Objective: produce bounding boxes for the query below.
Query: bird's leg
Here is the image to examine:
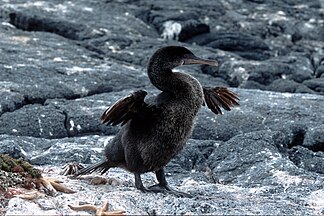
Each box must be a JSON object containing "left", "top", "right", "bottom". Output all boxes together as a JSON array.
[
  {"left": 135, "top": 170, "right": 192, "bottom": 198},
  {"left": 134, "top": 173, "right": 150, "bottom": 192},
  {"left": 148, "top": 169, "right": 192, "bottom": 198}
]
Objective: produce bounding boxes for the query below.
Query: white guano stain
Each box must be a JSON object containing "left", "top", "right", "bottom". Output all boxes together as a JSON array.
[
  {"left": 66, "top": 66, "right": 93, "bottom": 75},
  {"left": 38, "top": 118, "right": 43, "bottom": 135},
  {"left": 161, "top": 21, "right": 182, "bottom": 40},
  {"left": 69, "top": 119, "right": 75, "bottom": 131}
]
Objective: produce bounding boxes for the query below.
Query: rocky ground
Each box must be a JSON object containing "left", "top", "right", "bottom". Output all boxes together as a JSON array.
[{"left": 0, "top": 0, "right": 324, "bottom": 215}]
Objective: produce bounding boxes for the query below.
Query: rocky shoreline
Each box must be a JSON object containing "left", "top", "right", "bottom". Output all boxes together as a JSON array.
[{"left": 0, "top": 0, "right": 323, "bottom": 215}]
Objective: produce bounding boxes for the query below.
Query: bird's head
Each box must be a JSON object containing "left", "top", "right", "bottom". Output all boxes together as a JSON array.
[{"left": 148, "top": 46, "right": 218, "bottom": 70}]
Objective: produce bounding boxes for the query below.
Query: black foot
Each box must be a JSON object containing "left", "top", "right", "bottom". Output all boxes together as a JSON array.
[
  {"left": 147, "top": 184, "right": 192, "bottom": 198},
  {"left": 134, "top": 170, "right": 192, "bottom": 198}
]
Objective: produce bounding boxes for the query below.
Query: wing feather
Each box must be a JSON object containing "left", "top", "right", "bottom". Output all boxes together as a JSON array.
[
  {"left": 203, "top": 87, "right": 239, "bottom": 115},
  {"left": 101, "top": 90, "right": 148, "bottom": 126},
  {"left": 205, "top": 92, "right": 222, "bottom": 114}
]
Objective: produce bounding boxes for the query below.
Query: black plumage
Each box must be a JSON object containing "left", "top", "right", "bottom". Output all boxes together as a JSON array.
[{"left": 76, "top": 46, "right": 239, "bottom": 197}]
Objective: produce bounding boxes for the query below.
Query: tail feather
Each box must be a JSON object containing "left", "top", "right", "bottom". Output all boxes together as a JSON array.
[{"left": 75, "top": 160, "right": 110, "bottom": 176}]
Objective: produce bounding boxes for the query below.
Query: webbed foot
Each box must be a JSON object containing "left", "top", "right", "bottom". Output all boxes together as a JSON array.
[
  {"left": 134, "top": 170, "right": 192, "bottom": 198},
  {"left": 147, "top": 183, "right": 192, "bottom": 198}
]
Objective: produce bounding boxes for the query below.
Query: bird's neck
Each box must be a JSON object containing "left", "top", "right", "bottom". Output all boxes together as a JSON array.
[
  {"left": 148, "top": 65, "right": 203, "bottom": 100},
  {"left": 148, "top": 67, "right": 174, "bottom": 92}
]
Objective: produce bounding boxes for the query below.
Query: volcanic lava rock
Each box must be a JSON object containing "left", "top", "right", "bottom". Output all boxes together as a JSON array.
[{"left": 0, "top": 0, "right": 323, "bottom": 215}]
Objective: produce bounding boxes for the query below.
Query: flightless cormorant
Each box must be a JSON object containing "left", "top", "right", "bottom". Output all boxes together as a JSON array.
[{"left": 76, "top": 46, "right": 239, "bottom": 197}]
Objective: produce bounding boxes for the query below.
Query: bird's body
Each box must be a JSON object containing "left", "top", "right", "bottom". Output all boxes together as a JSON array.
[{"left": 76, "top": 46, "right": 239, "bottom": 197}]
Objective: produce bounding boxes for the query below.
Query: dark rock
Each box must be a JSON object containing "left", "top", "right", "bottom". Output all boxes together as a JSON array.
[
  {"left": 294, "top": 20, "right": 324, "bottom": 41},
  {"left": 288, "top": 146, "right": 324, "bottom": 174},
  {"left": 44, "top": 92, "right": 130, "bottom": 137},
  {"left": 267, "top": 79, "right": 301, "bottom": 93},
  {"left": 208, "top": 130, "right": 301, "bottom": 186},
  {"left": 187, "top": 32, "right": 271, "bottom": 60},
  {"left": 208, "top": 127, "right": 323, "bottom": 186},
  {"left": 0, "top": 90, "right": 26, "bottom": 115},
  {"left": 167, "top": 139, "right": 213, "bottom": 173},
  {"left": 219, "top": 54, "right": 314, "bottom": 89},
  {"left": 177, "top": 20, "right": 210, "bottom": 42},
  {"left": 218, "top": 60, "right": 284, "bottom": 86},
  {"left": 303, "top": 78, "right": 324, "bottom": 94},
  {"left": 81, "top": 35, "right": 134, "bottom": 54},
  {"left": 315, "top": 65, "right": 324, "bottom": 78},
  {"left": 0, "top": 135, "right": 52, "bottom": 161},
  {"left": 136, "top": 9, "right": 209, "bottom": 41},
  {"left": 291, "top": 31, "right": 303, "bottom": 43},
  {"left": 0, "top": 104, "right": 68, "bottom": 138},
  {"left": 303, "top": 125, "right": 324, "bottom": 152},
  {"left": 29, "top": 136, "right": 106, "bottom": 165},
  {"left": 245, "top": 0, "right": 265, "bottom": 3},
  {"left": 0, "top": 28, "right": 150, "bottom": 107},
  {"left": 0, "top": 0, "right": 324, "bottom": 214},
  {"left": 0, "top": 134, "right": 105, "bottom": 165},
  {"left": 272, "top": 123, "right": 307, "bottom": 150},
  {"left": 201, "top": 64, "right": 230, "bottom": 81},
  {"left": 193, "top": 107, "right": 267, "bottom": 141},
  {"left": 281, "top": 56, "right": 314, "bottom": 83},
  {"left": 194, "top": 88, "right": 323, "bottom": 146},
  {"left": 240, "top": 80, "right": 266, "bottom": 90},
  {"left": 0, "top": 139, "right": 27, "bottom": 160},
  {"left": 9, "top": 11, "right": 94, "bottom": 41},
  {"left": 295, "top": 84, "right": 316, "bottom": 94}
]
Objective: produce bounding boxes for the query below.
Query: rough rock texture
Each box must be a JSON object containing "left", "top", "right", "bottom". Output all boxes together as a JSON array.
[{"left": 0, "top": 0, "right": 324, "bottom": 215}]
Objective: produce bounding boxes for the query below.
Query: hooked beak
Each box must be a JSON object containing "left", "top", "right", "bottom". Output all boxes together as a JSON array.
[{"left": 183, "top": 55, "right": 218, "bottom": 66}]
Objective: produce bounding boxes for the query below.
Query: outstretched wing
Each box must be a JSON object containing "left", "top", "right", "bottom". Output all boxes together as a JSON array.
[
  {"left": 101, "top": 90, "right": 148, "bottom": 126},
  {"left": 203, "top": 87, "right": 239, "bottom": 115}
]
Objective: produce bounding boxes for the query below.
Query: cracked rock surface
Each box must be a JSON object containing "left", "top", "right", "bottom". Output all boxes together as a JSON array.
[{"left": 0, "top": 0, "right": 324, "bottom": 215}]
